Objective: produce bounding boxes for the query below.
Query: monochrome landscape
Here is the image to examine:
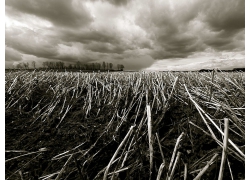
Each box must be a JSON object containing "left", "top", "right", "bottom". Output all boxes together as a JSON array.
[{"left": 5, "top": 0, "right": 245, "bottom": 179}]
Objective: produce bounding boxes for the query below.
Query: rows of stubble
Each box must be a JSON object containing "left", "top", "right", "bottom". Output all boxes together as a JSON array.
[{"left": 5, "top": 70, "right": 245, "bottom": 180}]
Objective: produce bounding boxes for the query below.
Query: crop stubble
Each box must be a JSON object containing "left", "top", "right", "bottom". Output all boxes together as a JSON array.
[{"left": 5, "top": 70, "right": 245, "bottom": 179}]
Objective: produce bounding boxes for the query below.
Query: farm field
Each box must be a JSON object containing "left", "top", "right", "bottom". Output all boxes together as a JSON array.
[{"left": 5, "top": 70, "right": 245, "bottom": 179}]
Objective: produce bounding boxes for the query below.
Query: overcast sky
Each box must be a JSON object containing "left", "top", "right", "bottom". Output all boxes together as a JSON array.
[{"left": 5, "top": 0, "right": 245, "bottom": 70}]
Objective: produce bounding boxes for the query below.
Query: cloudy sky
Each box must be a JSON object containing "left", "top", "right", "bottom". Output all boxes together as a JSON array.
[{"left": 5, "top": 0, "right": 245, "bottom": 70}]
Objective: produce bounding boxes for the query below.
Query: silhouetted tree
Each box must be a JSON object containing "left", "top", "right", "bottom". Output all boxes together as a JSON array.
[
  {"left": 23, "top": 62, "right": 29, "bottom": 69},
  {"left": 48, "top": 62, "right": 55, "bottom": 69},
  {"left": 95, "top": 63, "right": 101, "bottom": 70},
  {"left": 55, "top": 62, "right": 60, "bottom": 69},
  {"left": 68, "top": 64, "right": 73, "bottom": 69},
  {"left": 32, "top": 61, "right": 36, "bottom": 69},
  {"left": 102, "top": 62, "right": 106, "bottom": 70},
  {"left": 120, "top": 64, "right": 124, "bottom": 71},
  {"left": 109, "top": 63, "right": 113, "bottom": 70},
  {"left": 76, "top": 61, "right": 81, "bottom": 70},
  {"left": 117, "top": 64, "right": 124, "bottom": 71},
  {"left": 106, "top": 62, "right": 109, "bottom": 70},
  {"left": 16, "top": 63, "right": 24, "bottom": 69},
  {"left": 42, "top": 61, "right": 48, "bottom": 68}
]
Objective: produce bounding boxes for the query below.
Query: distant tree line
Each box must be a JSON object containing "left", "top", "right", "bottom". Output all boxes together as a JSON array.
[
  {"left": 62, "top": 61, "right": 114, "bottom": 70},
  {"left": 199, "top": 68, "right": 245, "bottom": 72},
  {"left": 42, "top": 61, "right": 65, "bottom": 69},
  {"left": 15, "top": 62, "right": 30, "bottom": 69},
  {"left": 13, "top": 61, "right": 125, "bottom": 71}
]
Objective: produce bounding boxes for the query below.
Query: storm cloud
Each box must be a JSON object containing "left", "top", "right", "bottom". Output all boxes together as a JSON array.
[
  {"left": 6, "top": 26, "right": 58, "bottom": 58},
  {"left": 6, "top": 0, "right": 93, "bottom": 28},
  {"left": 5, "top": 0, "right": 245, "bottom": 70},
  {"left": 5, "top": 46, "right": 23, "bottom": 62}
]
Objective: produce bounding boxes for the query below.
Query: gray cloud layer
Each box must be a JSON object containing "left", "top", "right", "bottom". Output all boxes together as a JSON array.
[
  {"left": 6, "top": 0, "right": 93, "bottom": 28},
  {"left": 135, "top": 0, "right": 244, "bottom": 60},
  {"left": 6, "top": 27, "right": 58, "bottom": 59},
  {"left": 91, "top": 0, "right": 131, "bottom": 7},
  {"left": 5, "top": 0, "right": 245, "bottom": 70}
]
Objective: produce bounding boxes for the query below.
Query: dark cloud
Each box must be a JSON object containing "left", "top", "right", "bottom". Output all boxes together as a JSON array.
[
  {"left": 204, "top": 38, "right": 231, "bottom": 49},
  {"left": 85, "top": 42, "right": 126, "bottom": 54},
  {"left": 6, "top": 27, "right": 58, "bottom": 59},
  {"left": 5, "top": 0, "right": 245, "bottom": 70},
  {"left": 58, "top": 28, "right": 136, "bottom": 54},
  {"left": 153, "top": 34, "right": 204, "bottom": 59},
  {"left": 203, "top": 0, "right": 244, "bottom": 32},
  {"left": 151, "top": 50, "right": 191, "bottom": 60},
  {"left": 134, "top": 0, "right": 244, "bottom": 60},
  {"left": 135, "top": 5, "right": 204, "bottom": 59},
  {"left": 59, "top": 29, "right": 120, "bottom": 44},
  {"left": 134, "top": 2, "right": 203, "bottom": 60},
  {"left": 90, "top": 0, "right": 131, "bottom": 6},
  {"left": 106, "top": 0, "right": 130, "bottom": 6},
  {"left": 6, "top": 0, "right": 93, "bottom": 28},
  {"left": 137, "top": 40, "right": 152, "bottom": 49},
  {"left": 5, "top": 46, "right": 23, "bottom": 62},
  {"left": 56, "top": 54, "right": 96, "bottom": 63},
  {"left": 203, "top": 30, "right": 244, "bottom": 51},
  {"left": 122, "top": 55, "right": 155, "bottom": 70},
  {"left": 199, "top": 0, "right": 244, "bottom": 51}
]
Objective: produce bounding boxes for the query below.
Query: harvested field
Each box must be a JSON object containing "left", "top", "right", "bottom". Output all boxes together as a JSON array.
[{"left": 5, "top": 70, "right": 245, "bottom": 179}]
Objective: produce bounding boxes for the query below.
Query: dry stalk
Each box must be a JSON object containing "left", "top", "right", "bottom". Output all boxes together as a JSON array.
[
  {"left": 218, "top": 118, "right": 229, "bottom": 180},
  {"left": 56, "top": 104, "right": 72, "bottom": 128},
  {"left": 168, "top": 151, "right": 181, "bottom": 180},
  {"left": 121, "top": 136, "right": 135, "bottom": 168},
  {"left": 189, "top": 121, "right": 223, "bottom": 147},
  {"left": 110, "top": 135, "right": 133, "bottom": 180},
  {"left": 5, "top": 148, "right": 47, "bottom": 163},
  {"left": 189, "top": 116, "right": 243, "bottom": 161},
  {"left": 147, "top": 104, "right": 154, "bottom": 180},
  {"left": 156, "top": 163, "right": 165, "bottom": 180},
  {"left": 200, "top": 106, "right": 244, "bottom": 158},
  {"left": 184, "top": 163, "right": 188, "bottom": 180},
  {"left": 167, "top": 76, "right": 178, "bottom": 104},
  {"left": 156, "top": 133, "right": 165, "bottom": 164},
  {"left": 227, "top": 158, "right": 234, "bottom": 180},
  {"left": 108, "top": 164, "right": 134, "bottom": 176},
  {"left": 18, "top": 171, "right": 24, "bottom": 180},
  {"left": 5, "top": 150, "right": 28, "bottom": 153},
  {"left": 74, "top": 156, "right": 84, "bottom": 179},
  {"left": 103, "top": 125, "right": 135, "bottom": 180},
  {"left": 154, "top": 76, "right": 178, "bottom": 128},
  {"left": 55, "top": 154, "right": 73, "bottom": 180},
  {"left": 208, "top": 69, "right": 215, "bottom": 102},
  {"left": 6, "top": 153, "right": 42, "bottom": 180},
  {"left": 94, "top": 156, "right": 122, "bottom": 179},
  {"left": 168, "top": 132, "right": 184, "bottom": 176},
  {"left": 52, "top": 141, "right": 86, "bottom": 160},
  {"left": 189, "top": 120, "right": 243, "bottom": 162},
  {"left": 184, "top": 84, "right": 245, "bottom": 159},
  {"left": 193, "top": 153, "right": 219, "bottom": 180}
]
